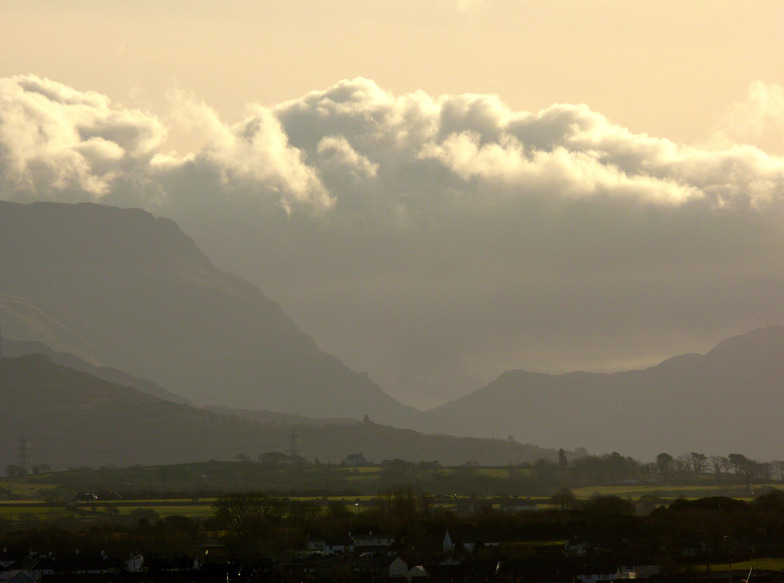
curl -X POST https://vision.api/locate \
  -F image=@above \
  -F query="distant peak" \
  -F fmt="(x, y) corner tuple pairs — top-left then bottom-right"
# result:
(0, 200), (210, 269)
(705, 325), (784, 362)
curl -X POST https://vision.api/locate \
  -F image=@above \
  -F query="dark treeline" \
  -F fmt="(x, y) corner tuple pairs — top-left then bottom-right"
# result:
(538, 449), (781, 489)
(207, 487), (784, 558)
(4, 450), (782, 500)
(6, 488), (784, 581)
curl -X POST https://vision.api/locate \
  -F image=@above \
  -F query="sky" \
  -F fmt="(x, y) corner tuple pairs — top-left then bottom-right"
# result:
(3, 1), (784, 408)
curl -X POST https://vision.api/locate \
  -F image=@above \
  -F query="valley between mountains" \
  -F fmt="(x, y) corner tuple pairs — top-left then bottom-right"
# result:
(1, 200), (782, 465)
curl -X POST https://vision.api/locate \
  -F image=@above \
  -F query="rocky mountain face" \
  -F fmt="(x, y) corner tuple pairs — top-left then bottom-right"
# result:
(423, 325), (784, 460)
(0, 201), (417, 425)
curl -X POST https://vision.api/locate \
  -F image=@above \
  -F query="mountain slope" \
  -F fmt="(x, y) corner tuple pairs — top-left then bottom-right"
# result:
(0, 201), (416, 424)
(423, 325), (784, 460)
(0, 354), (555, 468)
(3, 337), (189, 405)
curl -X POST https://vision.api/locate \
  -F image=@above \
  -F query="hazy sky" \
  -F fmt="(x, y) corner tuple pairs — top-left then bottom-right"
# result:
(3, 1), (784, 408)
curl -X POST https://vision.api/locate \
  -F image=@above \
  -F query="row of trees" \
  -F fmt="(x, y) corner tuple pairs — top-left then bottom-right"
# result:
(528, 450), (782, 487)
(654, 452), (782, 480)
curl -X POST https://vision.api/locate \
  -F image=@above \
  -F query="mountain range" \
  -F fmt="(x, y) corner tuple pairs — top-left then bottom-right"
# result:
(0, 353), (554, 468)
(2, 199), (784, 462)
(0, 201), (415, 425)
(425, 325), (784, 460)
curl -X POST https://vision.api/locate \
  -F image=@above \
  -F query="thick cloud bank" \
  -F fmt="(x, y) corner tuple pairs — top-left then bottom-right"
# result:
(3, 75), (784, 407)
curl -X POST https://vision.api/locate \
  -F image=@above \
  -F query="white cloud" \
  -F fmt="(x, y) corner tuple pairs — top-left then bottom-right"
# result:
(0, 76), (331, 213)
(0, 75), (165, 200)
(183, 102), (333, 214)
(4, 75), (784, 407)
(710, 81), (784, 155)
(317, 135), (379, 182)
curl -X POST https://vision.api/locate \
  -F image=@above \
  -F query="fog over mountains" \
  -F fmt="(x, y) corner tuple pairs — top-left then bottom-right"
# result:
(2, 200), (784, 461)
(0, 200), (415, 425)
(5, 75), (784, 411)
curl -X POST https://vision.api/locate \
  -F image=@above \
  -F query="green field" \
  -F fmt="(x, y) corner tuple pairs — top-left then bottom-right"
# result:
(1, 461), (779, 516)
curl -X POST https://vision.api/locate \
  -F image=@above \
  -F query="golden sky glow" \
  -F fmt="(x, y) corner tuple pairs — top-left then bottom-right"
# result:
(4, 1), (783, 150)
(4, 1), (784, 408)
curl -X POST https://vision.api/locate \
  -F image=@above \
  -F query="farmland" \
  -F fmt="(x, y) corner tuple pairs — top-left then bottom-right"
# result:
(3, 459), (784, 583)
(0, 458), (781, 527)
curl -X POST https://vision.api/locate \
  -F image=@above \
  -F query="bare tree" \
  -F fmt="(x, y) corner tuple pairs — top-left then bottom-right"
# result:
(690, 452), (707, 475)
(656, 453), (673, 481)
(710, 456), (728, 478)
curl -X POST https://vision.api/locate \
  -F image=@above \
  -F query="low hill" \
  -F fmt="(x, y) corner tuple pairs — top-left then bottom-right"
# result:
(0, 354), (556, 469)
(3, 338), (189, 405)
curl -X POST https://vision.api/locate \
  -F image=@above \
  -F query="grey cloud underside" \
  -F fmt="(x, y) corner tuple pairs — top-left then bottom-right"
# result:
(2, 75), (784, 407)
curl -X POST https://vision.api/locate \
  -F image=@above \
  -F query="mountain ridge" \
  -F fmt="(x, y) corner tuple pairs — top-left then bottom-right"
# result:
(4, 199), (784, 461)
(422, 324), (784, 459)
(0, 353), (557, 468)
(3, 337), (189, 405)
(0, 200), (418, 424)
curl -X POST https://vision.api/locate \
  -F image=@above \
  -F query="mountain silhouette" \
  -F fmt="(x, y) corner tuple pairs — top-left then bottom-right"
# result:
(4, 200), (784, 461)
(0, 353), (555, 468)
(423, 325), (784, 459)
(3, 337), (189, 405)
(0, 201), (417, 424)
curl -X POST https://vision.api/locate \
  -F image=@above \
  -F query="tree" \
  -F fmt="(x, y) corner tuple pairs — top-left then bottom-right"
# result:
(752, 488), (784, 511)
(374, 486), (430, 532)
(728, 453), (754, 493)
(558, 448), (568, 470)
(728, 453), (749, 475)
(690, 452), (707, 475)
(287, 500), (321, 530)
(213, 492), (282, 537)
(656, 453), (673, 480)
(710, 456), (728, 478)
(571, 455), (608, 484)
(551, 488), (577, 510)
(675, 454), (691, 473)
(771, 460), (784, 481)
(604, 452), (634, 482)
(533, 458), (557, 484)
(583, 494), (635, 516)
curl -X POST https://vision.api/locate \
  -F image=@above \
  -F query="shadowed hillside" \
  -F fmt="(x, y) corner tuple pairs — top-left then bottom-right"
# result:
(423, 325), (784, 459)
(0, 201), (416, 425)
(4, 337), (189, 405)
(0, 354), (556, 468)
